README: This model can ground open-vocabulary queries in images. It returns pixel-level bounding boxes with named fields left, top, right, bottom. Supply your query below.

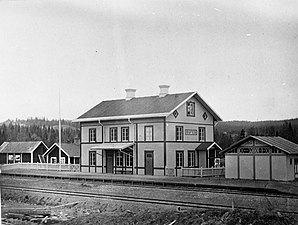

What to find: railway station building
left=74, top=85, right=222, bottom=176
left=221, top=136, right=298, bottom=181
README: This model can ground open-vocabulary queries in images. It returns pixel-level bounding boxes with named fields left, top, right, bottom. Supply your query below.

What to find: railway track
left=2, top=174, right=297, bottom=200
left=1, top=183, right=298, bottom=215
left=0, top=184, right=258, bottom=211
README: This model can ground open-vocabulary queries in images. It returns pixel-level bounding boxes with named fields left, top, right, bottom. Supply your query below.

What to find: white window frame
left=186, top=101, right=195, bottom=117
left=89, top=151, right=96, bottom=166
left=116, top=151, right=123, bottom=166
left=89, top=128, right=96, bottom=142
left=51, top=157, right=57, bottom=164
left=126, top=151, right=133, bottom=167
left=176, top=151, right=184, bottom=168
left=121, top=127, right=129, bottom=142
left=176, top=126, right=183, bottom=141
left=60, top=157, right=66, bottom=164
left=110, top=127, right=118, bottom=142
left=199, top=127, right=206, bottom=142
left=145, top=126, right=153, bottom=141
left=188, top=151, right=195, bottom=167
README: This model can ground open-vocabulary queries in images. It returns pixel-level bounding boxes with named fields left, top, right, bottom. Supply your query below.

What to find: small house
left=0, top=141, right=48, bottom=164
left=43, top=143, right=80, bottom=164
left=221, top=136, right=298, bottom=181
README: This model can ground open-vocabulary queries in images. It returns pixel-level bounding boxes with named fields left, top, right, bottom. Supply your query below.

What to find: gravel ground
left=1, top=176, right=298, bottom=224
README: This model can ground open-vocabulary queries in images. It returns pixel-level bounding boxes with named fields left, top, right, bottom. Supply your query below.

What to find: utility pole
left=59, top=90, right=62, bottom=171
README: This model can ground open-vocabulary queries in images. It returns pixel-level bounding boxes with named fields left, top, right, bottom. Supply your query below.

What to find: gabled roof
left=0, top=141, right=47, bottom=154
left=74, top=92, right=222, bottom=122
left=221, top=136, right=298, bottom=155
left=196, top=142, right=222, bottom=151
left=43, top=143, right=80, bottom=157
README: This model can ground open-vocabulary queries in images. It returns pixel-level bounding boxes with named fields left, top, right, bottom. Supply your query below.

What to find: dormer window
left=186, top=101, right=195, bottom=117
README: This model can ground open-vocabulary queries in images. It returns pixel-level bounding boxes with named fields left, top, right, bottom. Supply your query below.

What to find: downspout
left=128, top=118, right=135, bottom=174
left=98, top=120, right=104, bottom=173
left=98, top=120, right=104, bottom=143
left=128, top=118, right=134, bottom=143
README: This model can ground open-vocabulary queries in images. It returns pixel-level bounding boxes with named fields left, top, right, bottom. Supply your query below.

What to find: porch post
left=207, top=149, right=209, bottom=168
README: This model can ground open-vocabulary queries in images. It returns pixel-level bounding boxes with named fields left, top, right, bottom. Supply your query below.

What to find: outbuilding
left=43, top=143, right=80, bottom=164
left=0, top=141, right=48, bottom=164
left=221, top=136, right=298, bottom=181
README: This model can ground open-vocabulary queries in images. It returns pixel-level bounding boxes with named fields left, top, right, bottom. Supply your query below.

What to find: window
left=227, top=148, right=237, bottom=154
left=89, top=151, right=96, bottom=166
left=239, top=147, right=253, bottom=154
left=89, top=128, right=96, bottom=142
left=15, top=154, right=21, bottom=163
left=176, top=126, right=183, bottom=141
left=116, top=151, right=123, bottom=166
left=110, top=127, right=118, bottom=142
left=199, top=127, right=206, bottom=142
left=60, top=157, right=65, bottom=164
left=188, top=151, right=195, bottom=167
left=186, top=101, right=195, bottom=117
left=145, top=126, right=153, bottom=141
left=126, top=151, right=133, bottom=167
left=176, top=151, right=184, bottom=168
left=256, top=147, right=270, bottom=154
left=51, top=157, right=57, bottom=164
left=8, top=154, right=14, bottom=163
left=121, top=127, right=129, bottom=142
left=272, top=148, right=282, bottom=154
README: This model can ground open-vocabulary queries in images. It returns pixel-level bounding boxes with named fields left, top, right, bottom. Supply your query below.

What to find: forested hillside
left=215, top=118, right=298, bottom=150
left=0, top=118, right=80, bottom=147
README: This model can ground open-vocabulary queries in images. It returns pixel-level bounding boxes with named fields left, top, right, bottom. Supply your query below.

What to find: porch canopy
left=195, top=142, right=222, bottom=151
left=91, top=143, right=134, bottom=151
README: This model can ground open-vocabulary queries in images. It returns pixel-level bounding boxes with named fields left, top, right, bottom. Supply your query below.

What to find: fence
left=181, top=167, right=225, bottom=177
left=0, top=163, right=80, bottom=172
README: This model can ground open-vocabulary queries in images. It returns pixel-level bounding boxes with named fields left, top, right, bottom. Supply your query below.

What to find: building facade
left=222, top=136, right=298, bottom=181
left=74, top=86, right=222, bottom=176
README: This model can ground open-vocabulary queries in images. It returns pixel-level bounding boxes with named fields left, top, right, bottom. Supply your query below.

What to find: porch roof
left=196, top=142, right=222, bottom=151
left=91, top=143, right=134, bottom=150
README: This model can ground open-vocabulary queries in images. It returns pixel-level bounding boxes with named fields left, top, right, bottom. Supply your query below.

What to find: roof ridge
left=101, top=91, right=195, bottom=102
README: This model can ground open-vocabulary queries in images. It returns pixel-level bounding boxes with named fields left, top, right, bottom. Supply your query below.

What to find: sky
left=0, top=0, right=297, bottom=122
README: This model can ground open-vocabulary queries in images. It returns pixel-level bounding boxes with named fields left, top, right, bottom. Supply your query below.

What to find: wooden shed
left=43, top=143, right=80, bottom=164
left=221, top=136, right=298, bottom=181
left=0, top=141, right=48, bottom=164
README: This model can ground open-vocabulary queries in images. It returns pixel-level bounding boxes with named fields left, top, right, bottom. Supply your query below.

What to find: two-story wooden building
left=74, top=86, right=222, bottom=176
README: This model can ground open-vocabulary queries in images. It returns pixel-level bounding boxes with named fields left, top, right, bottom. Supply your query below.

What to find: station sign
left=185, top=129, right=197, bottom=135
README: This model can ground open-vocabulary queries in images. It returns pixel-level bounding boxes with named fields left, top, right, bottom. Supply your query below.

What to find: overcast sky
left=0, top=0, right=297, bottom=122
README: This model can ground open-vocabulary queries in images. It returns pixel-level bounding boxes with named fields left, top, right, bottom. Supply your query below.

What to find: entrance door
left=145, top=151, right=154, bottom=175
left=106, top=151, right=114, bottom=173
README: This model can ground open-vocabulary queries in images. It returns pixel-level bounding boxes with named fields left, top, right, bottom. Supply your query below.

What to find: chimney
left=125, top=89, right=136, bottom=100
left=74, top=136, right=80, bottom=145
left=159, top=85, right=170, bottom=97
